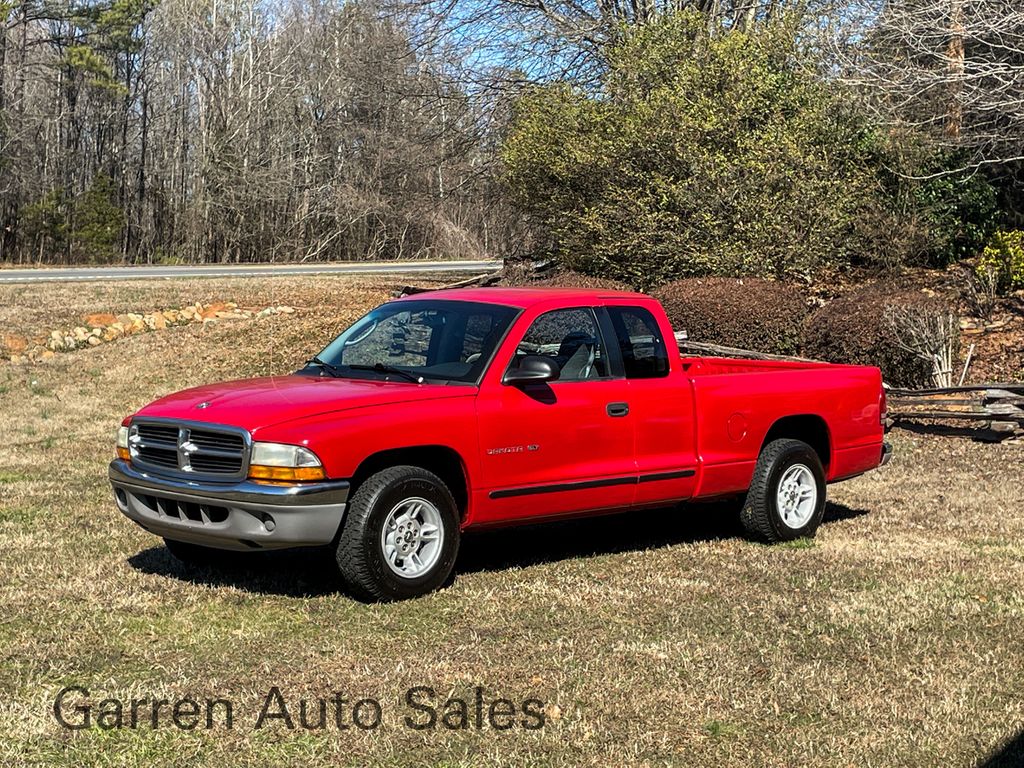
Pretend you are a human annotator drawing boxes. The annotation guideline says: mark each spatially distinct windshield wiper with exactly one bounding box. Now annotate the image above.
[305,356,344,378]
[348,363,424,384]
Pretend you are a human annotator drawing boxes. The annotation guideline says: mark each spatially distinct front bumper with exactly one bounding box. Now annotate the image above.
[109,459,349,551]
[880,441,893,467]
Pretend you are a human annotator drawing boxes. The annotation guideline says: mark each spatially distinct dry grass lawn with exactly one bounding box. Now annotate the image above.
[0,276,1022,767]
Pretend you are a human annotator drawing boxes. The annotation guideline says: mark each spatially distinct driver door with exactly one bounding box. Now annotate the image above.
[474,306,636,524]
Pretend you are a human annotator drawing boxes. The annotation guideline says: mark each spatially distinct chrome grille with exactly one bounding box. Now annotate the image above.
[129,419,250,480]
[188,431,244,452]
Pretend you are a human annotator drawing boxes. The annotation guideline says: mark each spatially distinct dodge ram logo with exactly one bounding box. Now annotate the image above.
[177,429,197,471]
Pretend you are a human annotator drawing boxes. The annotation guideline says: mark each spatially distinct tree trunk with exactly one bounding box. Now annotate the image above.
[945,0,965,140]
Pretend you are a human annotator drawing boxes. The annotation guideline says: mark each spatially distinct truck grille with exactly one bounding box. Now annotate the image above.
[130,420,249,480]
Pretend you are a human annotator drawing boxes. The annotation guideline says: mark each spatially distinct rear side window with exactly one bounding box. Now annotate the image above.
[606,306,669,379]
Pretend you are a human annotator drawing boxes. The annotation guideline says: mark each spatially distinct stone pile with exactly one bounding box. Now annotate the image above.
[3,301,296,364]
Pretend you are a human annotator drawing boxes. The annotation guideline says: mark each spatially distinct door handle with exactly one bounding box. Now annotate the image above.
[607,402,629,417]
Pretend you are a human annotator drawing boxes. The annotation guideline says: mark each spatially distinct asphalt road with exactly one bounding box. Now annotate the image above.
[0,259,501,284]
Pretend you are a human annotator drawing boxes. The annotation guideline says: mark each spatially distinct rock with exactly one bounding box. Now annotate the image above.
[162,310,178,322]
[73,326,90,342]
[277,306,295,314]
[9,354,25,364]
[2,334,28,354]
[50,330,63,341]
[103,327,122,341]
[84,312,117,327]
[115,314,132,326]
[40,350,55,361]
[151,313,167,330]
[64,335,76,349]
[256,308,274,318]
[87,336,102,346]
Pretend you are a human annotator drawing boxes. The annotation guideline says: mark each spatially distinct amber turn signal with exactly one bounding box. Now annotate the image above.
[248,464,326,482]
[116,425,130,462]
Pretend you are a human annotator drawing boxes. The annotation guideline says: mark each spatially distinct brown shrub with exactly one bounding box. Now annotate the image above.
[652,278,809,356]
[499,267,632,291]
[802,286,953,387]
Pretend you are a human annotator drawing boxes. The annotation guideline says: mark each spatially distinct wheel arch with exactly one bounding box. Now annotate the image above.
[761,414,832,471]
[350,445,471,520]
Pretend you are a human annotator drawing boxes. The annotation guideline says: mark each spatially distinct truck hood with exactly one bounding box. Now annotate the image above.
[134,375,473,432]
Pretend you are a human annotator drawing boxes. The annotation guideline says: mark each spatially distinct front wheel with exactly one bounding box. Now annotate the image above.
[334,466,460,601]
[740,438,826,543]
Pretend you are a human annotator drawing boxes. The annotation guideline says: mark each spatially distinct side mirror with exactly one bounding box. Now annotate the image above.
[503,355,560,386]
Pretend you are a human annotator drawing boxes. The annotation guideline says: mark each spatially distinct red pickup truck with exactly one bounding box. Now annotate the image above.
[110,287,890,600]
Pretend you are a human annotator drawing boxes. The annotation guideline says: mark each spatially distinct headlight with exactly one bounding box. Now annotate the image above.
[248,442,326,482]
[116,425,130,461]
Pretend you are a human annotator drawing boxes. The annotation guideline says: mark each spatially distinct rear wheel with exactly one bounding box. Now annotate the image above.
[334,466,460,601]
[740,438,826,543]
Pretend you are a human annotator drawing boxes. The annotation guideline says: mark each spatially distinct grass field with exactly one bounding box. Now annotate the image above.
[1,276,1022,767]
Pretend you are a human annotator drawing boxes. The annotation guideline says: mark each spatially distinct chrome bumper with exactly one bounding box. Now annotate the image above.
[880,442,893,467]
[109,459,349,551]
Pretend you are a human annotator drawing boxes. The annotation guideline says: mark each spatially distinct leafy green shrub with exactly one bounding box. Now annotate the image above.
[976,230,1024,294]
[653,278,808,356]
[21,189,68,258]
[914,169,998,267]
[502,12,911,289]
[71,174,124,263]
[802,287,952,387]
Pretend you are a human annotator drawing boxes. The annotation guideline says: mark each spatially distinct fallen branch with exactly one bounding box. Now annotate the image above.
[395,269,503,298]
[887,383,1024,396]
[889,410,1024,424]
[675,335,818,363]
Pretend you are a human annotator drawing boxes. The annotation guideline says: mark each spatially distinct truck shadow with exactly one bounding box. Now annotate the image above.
[456,500,866,575]
[128,545,346,598]
[126,500,866,596]
[979,728,1024,767]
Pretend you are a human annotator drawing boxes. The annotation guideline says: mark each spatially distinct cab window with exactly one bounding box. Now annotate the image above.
[513,308,608,382]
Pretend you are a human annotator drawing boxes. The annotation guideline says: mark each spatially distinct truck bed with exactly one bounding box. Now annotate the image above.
[679,354,885,496]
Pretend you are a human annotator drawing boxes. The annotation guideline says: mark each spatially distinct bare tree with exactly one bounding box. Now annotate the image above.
[834,0,1024,172]
[395,0,841,88]
[0,0,513,265]
[885,304,960,387]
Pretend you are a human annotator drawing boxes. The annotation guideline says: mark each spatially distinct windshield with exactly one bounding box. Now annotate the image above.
[306,299,519,384]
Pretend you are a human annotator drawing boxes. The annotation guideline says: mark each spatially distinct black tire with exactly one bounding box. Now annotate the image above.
[740,438,826,543]
[334,465,460,601]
